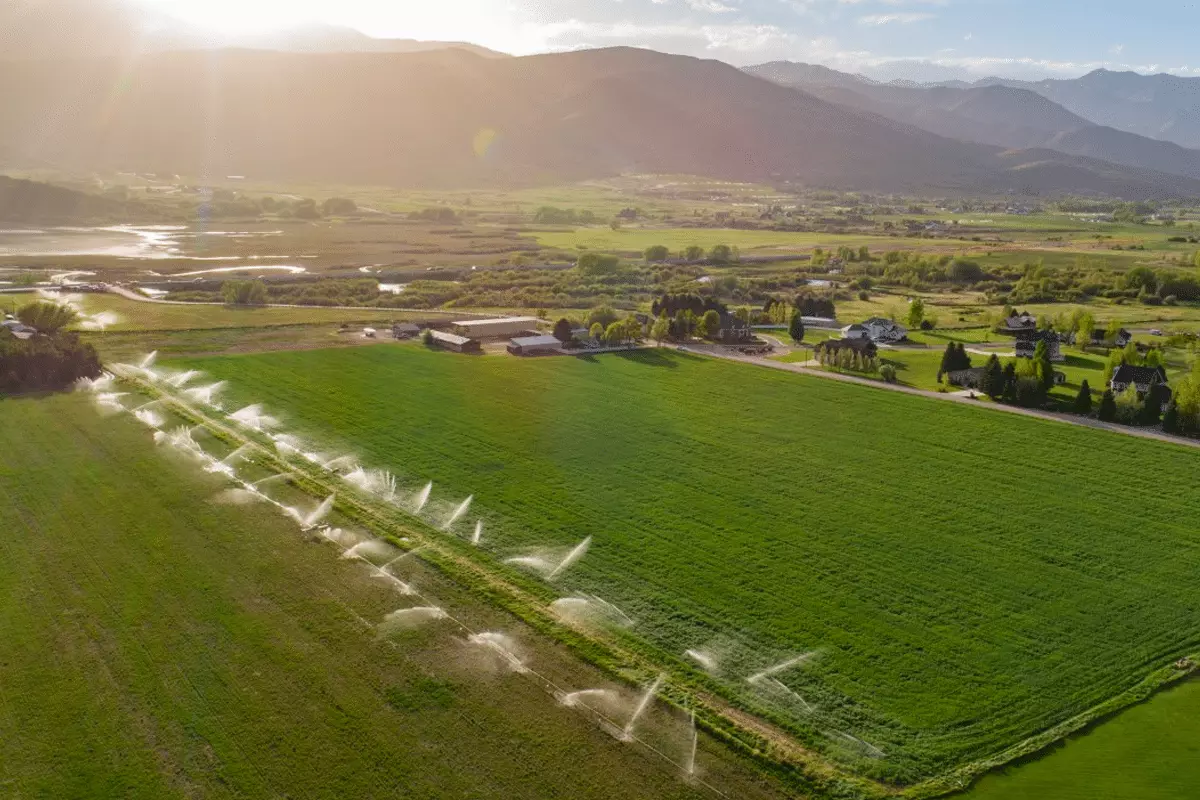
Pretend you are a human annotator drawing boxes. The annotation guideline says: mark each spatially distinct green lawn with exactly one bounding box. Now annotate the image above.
[532,227,907,256]
[177,345,1200,784]
[63,293,412,331]
[964,679,1200,800]
[0,392,783,800]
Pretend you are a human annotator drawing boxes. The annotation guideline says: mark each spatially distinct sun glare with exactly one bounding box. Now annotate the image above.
[138,0,323,35]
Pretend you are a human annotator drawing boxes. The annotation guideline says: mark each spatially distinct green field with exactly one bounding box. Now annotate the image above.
[68,294,412,331]
[175,345,1200,784]
[964,678,1200,799]
[0,392,786,800]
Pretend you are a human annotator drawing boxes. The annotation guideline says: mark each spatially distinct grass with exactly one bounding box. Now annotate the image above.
[0,392,785,800]
[61,294,413,331]
[532,227,907,256]
[963,678,1200,800]
[177,345,1200,785]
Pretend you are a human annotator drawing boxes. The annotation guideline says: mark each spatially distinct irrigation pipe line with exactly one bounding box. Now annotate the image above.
[100,372,733,798]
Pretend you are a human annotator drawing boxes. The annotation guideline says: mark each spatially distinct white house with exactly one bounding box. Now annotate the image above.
[861,318,908,343]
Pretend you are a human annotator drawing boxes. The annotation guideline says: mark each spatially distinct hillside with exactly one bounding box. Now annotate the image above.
[965,69,1200,150]
[747,61,1200,182]
[0,175,130,222]
[3,47,1200,198]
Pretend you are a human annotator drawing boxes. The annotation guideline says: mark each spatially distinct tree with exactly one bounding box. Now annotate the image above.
[683,245,705,261]
[321,197,357,216]
[1074,379,1093,414]
[292,198,321,220]
[1144,348,1165,368]
[700,309,721,339]
[651,314,671,345]
[603,321,625,346]
[1002,361,1018,402]
[1076,312,1096,350]
[643,245,670,262]
[979,354,1004,399]
[577,253,621,276]
[673,309,697,338]
[421,329,434,346]
[1105,318,1124,345]
[1114,383,1143,424]
[584,305,619,329]
[788,312,805,345]
[589,322,604,341]
[0,330,102,393]
[906,297,925,330]
[1163,401,1181,433]
[1142,384,1168,426]
[1033,340,1055,393]
[1098,389,1118,421]
[16,302,77,334]
[221,280,267,306]
[708,244,734,264]
[552,318,573,344]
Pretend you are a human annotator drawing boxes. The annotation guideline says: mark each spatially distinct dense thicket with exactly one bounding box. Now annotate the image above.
[0,331,101,394]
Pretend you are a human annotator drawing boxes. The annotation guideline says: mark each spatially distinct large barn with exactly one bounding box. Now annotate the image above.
[453,316,541,339]
[507,334,562,356]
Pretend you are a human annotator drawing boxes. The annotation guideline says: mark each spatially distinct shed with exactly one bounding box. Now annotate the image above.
[507,334,562,356]
[391,323,421,340]
[429,330,481,354]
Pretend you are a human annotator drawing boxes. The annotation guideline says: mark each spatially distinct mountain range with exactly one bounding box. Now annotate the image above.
[3,0,1200,198]
[746,62,1200,183]
[6,46,1200,198]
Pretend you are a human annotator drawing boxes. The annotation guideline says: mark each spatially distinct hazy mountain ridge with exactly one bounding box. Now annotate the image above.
[0,0,506,59]
[946,69,1200,150]
[747,61,1200,183]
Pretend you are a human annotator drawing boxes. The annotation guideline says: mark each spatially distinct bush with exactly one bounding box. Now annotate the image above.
[0,331,102,394]
[880,364,898,383]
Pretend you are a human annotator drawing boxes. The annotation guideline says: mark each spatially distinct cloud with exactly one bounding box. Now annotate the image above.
[684,0,738,12]
[858,12,935,25]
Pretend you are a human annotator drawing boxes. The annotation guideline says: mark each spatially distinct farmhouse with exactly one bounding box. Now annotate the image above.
[1014,329,1064,362]
[999,312,1038,333]
[842,319,906,343]
[507,334,562,356]
[840,323,868,340]
[429,330,482,354]
[453,316,540,339]
[1111,364,1169,396]
[717,312,754,344]
[861,318,908,343]
[391,323,421,340]
[1091,328,1132,347]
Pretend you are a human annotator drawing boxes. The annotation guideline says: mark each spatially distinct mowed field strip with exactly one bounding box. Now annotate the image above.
[0,393,788,800]
[175,345,1200,784]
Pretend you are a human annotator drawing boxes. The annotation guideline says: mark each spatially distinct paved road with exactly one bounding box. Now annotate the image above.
[686,344,1200,452]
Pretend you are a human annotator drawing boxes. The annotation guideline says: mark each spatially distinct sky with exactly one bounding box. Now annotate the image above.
[136,0,1200,82]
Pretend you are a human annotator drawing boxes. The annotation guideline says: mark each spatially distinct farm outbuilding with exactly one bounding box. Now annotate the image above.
[391,323,421,340]
[453,316,541,339]
[507,334,562,356]
[429,330,481,354]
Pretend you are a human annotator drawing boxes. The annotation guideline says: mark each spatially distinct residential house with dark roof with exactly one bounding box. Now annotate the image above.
[998,313,1038,333]
[1014,329,1064,362]
[1111,364,1169,396]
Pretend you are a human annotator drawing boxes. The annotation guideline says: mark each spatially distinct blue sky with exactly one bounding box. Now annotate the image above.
[139,0,1200,81]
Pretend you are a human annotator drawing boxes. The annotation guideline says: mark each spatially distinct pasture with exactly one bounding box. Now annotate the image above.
[176,345,1200,784]
[964,678,1200,800]
[0,392,784,800]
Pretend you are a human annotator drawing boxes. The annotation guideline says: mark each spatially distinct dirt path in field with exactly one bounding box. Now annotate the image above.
[687,345,1200,452]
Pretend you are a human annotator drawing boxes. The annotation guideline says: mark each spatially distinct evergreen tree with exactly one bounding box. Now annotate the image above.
[552,317,573,344]
[788,311,806,344]
[1074,380,1093,414]
[1002,361,1018,402]
[1098,389,1118,422]
[938,342,955,381]
[1033,340,1055,393]
[1141,384,1167,426]
[1163,401,1181,433]
[979,354,1003,398]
